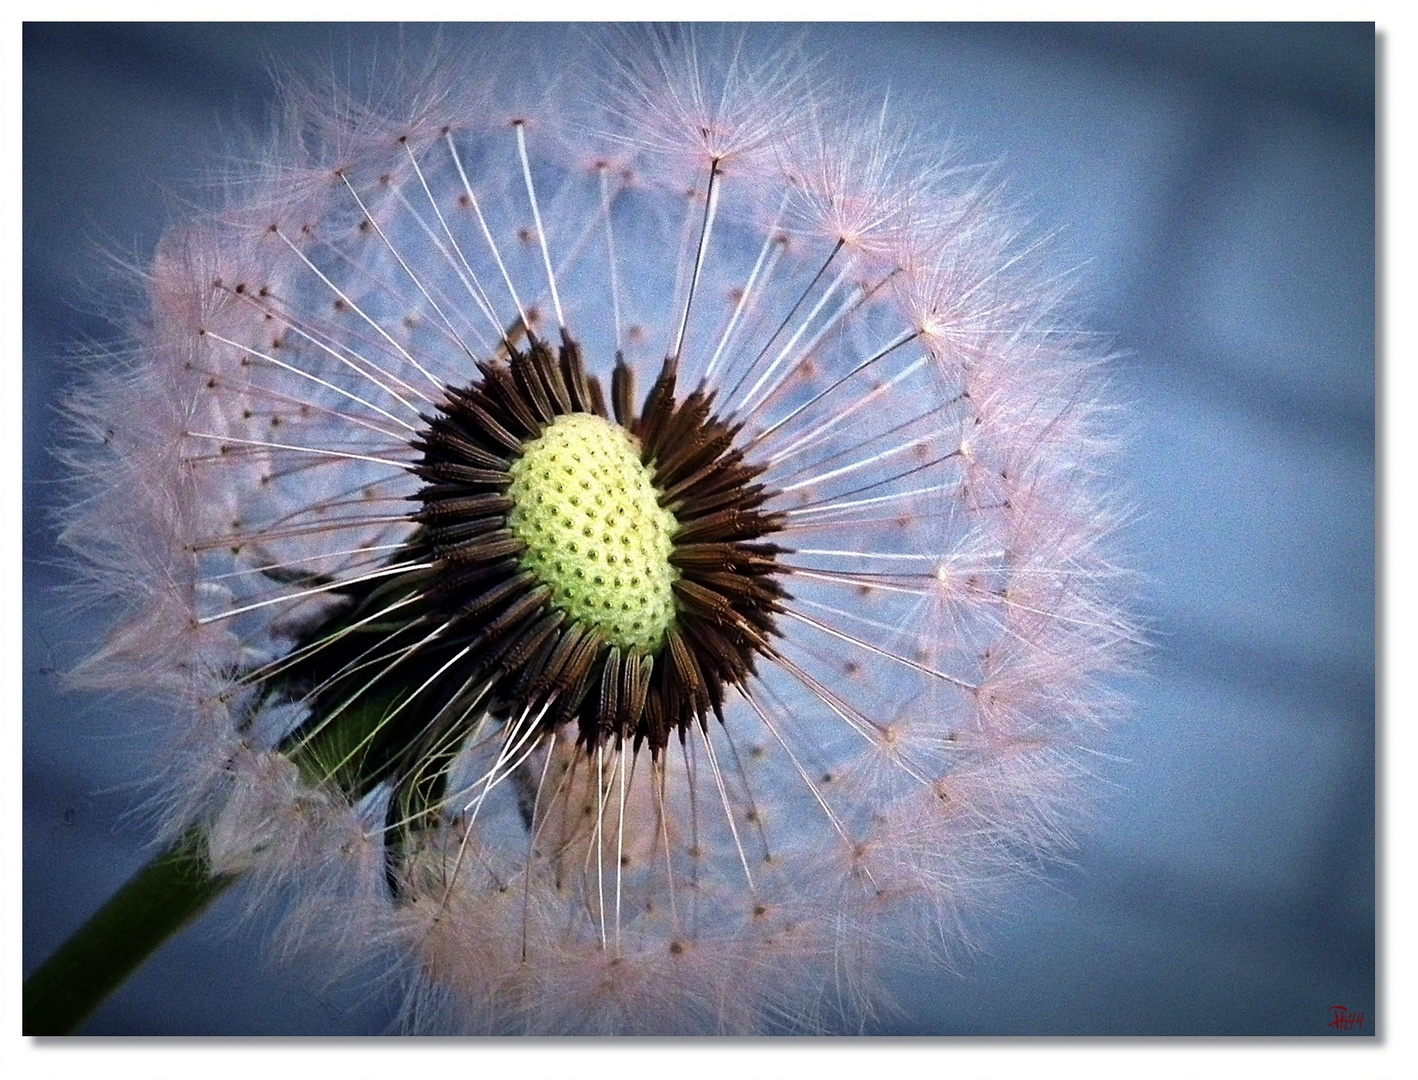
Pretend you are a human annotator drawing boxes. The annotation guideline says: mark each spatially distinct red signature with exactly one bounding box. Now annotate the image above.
[1327,1005,1365,1031]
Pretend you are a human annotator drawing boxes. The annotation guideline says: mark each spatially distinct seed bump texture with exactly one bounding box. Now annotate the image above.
[506,412,679,653]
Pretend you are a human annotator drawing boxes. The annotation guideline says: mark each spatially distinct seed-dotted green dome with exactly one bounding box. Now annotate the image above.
[507,412,679,654]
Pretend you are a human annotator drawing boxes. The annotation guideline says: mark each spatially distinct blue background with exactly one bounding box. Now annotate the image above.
[23,22,1375,1035]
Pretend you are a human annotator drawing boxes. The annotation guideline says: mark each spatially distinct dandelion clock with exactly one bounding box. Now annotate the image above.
[27,24,1134,1035]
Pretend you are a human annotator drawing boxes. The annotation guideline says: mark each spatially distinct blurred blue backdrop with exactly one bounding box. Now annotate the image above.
[23,22,1375,1035]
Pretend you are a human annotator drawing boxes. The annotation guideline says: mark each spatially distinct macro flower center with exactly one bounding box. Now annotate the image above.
[505,412,679,653]
[383,333,790,756]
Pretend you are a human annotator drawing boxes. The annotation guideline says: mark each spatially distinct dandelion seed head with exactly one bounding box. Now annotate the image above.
[61,25,1134,1034]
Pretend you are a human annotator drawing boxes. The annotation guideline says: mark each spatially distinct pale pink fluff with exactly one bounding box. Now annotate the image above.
[61,27,1133,1034]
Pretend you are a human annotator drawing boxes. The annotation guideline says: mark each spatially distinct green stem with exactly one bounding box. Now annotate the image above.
[23,829,238,1035]
[23,698,374,1036]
